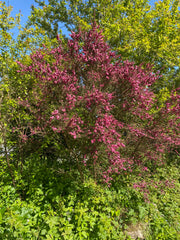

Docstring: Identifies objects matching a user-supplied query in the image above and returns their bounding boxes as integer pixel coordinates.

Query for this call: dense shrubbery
[0,161,180,239]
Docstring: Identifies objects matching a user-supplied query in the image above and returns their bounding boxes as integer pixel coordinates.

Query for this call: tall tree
[28,0,180,90]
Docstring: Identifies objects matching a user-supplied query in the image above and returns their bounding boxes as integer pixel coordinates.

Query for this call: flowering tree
[17,25,180,183]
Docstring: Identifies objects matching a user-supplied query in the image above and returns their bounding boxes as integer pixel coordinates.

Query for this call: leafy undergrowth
[0,154,180,240]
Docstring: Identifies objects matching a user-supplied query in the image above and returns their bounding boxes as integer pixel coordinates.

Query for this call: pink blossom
[69,131,77,139]
[52,110,59,115]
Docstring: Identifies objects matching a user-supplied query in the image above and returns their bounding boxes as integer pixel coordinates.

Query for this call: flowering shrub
[17,25,180,182]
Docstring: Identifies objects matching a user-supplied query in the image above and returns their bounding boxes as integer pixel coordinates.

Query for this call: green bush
[0,153,180,239]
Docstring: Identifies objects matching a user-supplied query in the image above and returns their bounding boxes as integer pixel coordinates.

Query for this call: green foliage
[1,154,180,239]
[0,174,142,239]
[148,202,180,240]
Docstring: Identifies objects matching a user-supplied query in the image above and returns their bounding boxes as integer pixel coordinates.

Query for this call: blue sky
[5,0,40,26]
[5,0,158,37]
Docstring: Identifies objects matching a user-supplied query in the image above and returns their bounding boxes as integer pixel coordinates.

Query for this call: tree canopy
[29,0,180,90]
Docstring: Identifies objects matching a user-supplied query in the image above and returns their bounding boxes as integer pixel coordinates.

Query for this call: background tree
[29,0,180,90]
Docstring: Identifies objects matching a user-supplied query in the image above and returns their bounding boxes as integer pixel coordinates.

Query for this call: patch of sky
[4,0,70,39]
